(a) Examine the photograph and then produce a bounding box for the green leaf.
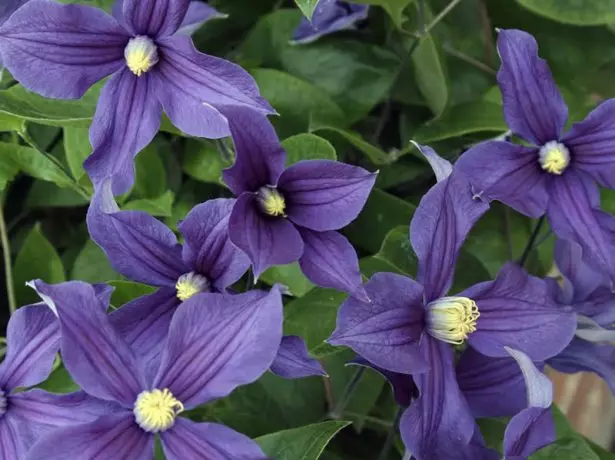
[0,150,19,191]
[370,226,417,276]
[122,190,175,217]
[411,34,449,119]
[256,421,350,460]
[108,281,155,308]
[182,139,231,185]
[260,262,315,297]
[0,142,74,188]
[13,223,66,305]
[314,126,393,165]
[293,0,319,19]
[63,126,91,181]
[532,437,600,460]
[26,181,89,208]
[134,143,167,199]
[0,112,26,132]
[282,133,337,166]
[517,0,615,26]
[353,0,413,28]
[38,364,79,394]
[70,240,119,283]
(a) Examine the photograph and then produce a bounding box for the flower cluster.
[0,0,614,459]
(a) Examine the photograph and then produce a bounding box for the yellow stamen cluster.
[426,296,480,345]
[175,272,210,301]
[125,36,159,77]
[134,388,184,433]
[257,186,286,217]
[538,141,570,175]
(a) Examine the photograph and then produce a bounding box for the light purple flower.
[224,108,376,299]
[28,280,283,460]
[456,29,615,280]
[86,183,324,379]
[0,0,273,195]
[292,0,369,44]
[328,145,575,459]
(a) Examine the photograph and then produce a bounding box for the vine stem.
[330,367,366,419]
[377,407,404,460]
[518,216,546,267]
[0,193,17,315]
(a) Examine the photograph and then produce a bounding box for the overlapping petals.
[270,336,326,379]
[292,0,369,44]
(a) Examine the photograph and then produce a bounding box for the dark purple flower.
[456,29,615,280]
[28,280,282,459]
[292,0,369,44]
[329,145,575,459]
[0,0,273,195]
[87,183,324,379]
[224,108,376,299]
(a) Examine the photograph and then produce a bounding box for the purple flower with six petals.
[292,0,369,45]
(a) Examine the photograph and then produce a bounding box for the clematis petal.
[554,238,606,303]
[496,29,567,145]
[350,357,417,407]
[329,272,429,375]
[562,99,615,188]
[278,160,377,232]
[456,141,548,218]
[505,347,552,408]
[30,280,144,407]
[0,414,26,460]
[463,263,576,361]
[152,36,273,138]
[154,288,283,408]
[573,290,615,327]
[177,1,227,35]
[0,304,58,390]
[87,181,186,287]
[400,336,475,459]
[270,335,326,379]
[222,107,286,195]
[503,407,554,460]
[456,347,527,418]
[228,193,304,278]
[547,169,615,281]
[27,413,153,460]
[84,69,162,195]
[161,418,266,460]
[123,0,190,38]
[0,0,30,23]
[298,228,368,300]
[179,198,250,290]
[9,389,122,427]
[109,288,180,382]
[412,142,453,182]
[411,170,489,302]
[549,338,615,394]
[0,0,127,99]
[292,0,369,45]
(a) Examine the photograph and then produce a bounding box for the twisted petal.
[562,99,615,188]
[554,238,606,303]
[292,0,369,44]
[350,357,417,407]
[503,407,554,459]
[87,181,186,287]
[506,347,553,408]
[298,228,368,301]
[547,169,615,281]
[0,0,127,99]
[222,108,286,195]
[455,141,548,218]
[0,304,58,390]
[413,142,453,182]
[27,413,153,460]
[456,348,526,418]
[411,170,489,301]
[270,335,326,379]
[278,160,377,232]
[179,198,250,290]
[30,280,144,407]
[122,0,190,38]
[497,29,567,145]
[228,193,304,278]
[0,414,26,460]
[329,272,428,375]
[152,36,273,138]
[84,69,162,195]
[400,336,475,459]
[154,288,283,408]
[161,419,266,460]
[177,2,227,35]
[462,263,576,361]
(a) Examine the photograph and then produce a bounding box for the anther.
[124,36,159,77]
[426,296,480,345]
[134,388,184,433]
[175,272,210,301]
[256,186,286,217]
[538,141,570,175]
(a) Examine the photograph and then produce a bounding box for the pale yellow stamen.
[125,36,159,77]
[175,272,210,301]
[134,388,184,433]
[426,296,480,345]
[538,141,570,175]
[257,187,286,217]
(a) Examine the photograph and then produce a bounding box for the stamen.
[256,186,286,217]
[538,141,570,175]
[0,390,7,417]
[134,388,184,433]
[176,272,210,301]
[426,296,480,345]
[124,36,159,77]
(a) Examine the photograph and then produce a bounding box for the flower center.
[426,296,479,345]
[538,141,570,175]
[124,36,159,77]
[256,186,286,217]
[134,388,184,433]
[0,390,7,418]
[175,272,210,301]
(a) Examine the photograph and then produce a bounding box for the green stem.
[330,367,366,419]
[423,0,463,35]
[519,216,546,267]
[0,195,16,315]
[442,43,497,76]
[377,407,404,460]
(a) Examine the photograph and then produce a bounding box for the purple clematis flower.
[28,279,282,460]
[329,145,575,459]
[456,29,615,280]
[292,0,369,44]
[224,108,376,299]
[0,0,29,71]
[547,239,615,393]
[0,0,273,195]
[87,182,325,379]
